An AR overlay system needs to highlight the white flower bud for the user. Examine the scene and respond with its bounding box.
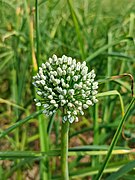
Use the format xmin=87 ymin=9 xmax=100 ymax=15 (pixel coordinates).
xmin=50 ymin=75 xmax=54 ymax=81
xmin=71 ymin=64 xmax=75 ymax=70
xmin=62 ymin=82 xmax=66 ymax=87
xmin=42 ymin=63 xmax=46 ymax=69
xmin=56 ymin=59 xmax=59 ymax=65
xmin=90 ymin=79 xmax=94 ymax=83
xmin=55 ymin=86 xmax=62 ymax=93
xmin=81 ymin=66 xmax=88 ymax=76
xmin=81 ymin=61 xmax=86 ymax=69
xmin=74 ymin=84 xmax=78 ymax=89
xmin=43 ymin=109 xmax=48 ymax=114
xmin=54 ymin=103 xmax=58 ymax=108
xmin=92 ymin=82 xmax=98 ymax=89
xmin=75 ymin=101 xmax=79 ymax=105
xmin=86 ymin=81 xmax=91 ymax=86
xmin=67 ymin=111 xmax=71 ymax=114
xmin=45 ymin=62 xmax=50 ymax=68
xmin=86 ymin=91 xmax=91 ymax=96
xmin=62 ymin=89 xmax=67 ymax=95
xmin=57 ymin=67 xmax=63 ymax=76
xmin=62 ymin=64 xmax=67 ymax=70
xmin=69 ymin=116 xmax=74 ymax=123
xmin=75 ymin=117 xmax=79 ymax=122
xmin=92 ymin=90 xmax=98 ymax=95
xmin=67 ymin=67 xmax=72 ymax=73
xmin=82 ymin=94 xmax=86 ymax=98
xmin=56 ymin=79 xmax=60 ymax=85
xmin=61 ymin=100 xmax=66 ymax=106
xmin=62 ymin=55 xmax=68 ymax=63
xmin=83 ymin=104 xmax=89 ymax=109
xmin=59 ymin=95 xmax=64 ymax=99
xmin=80 ymin=110 xmax=84 ymax=115
xmin=93 ymin=98 xmax=98 ymax=103
xmin=67 ymin=76 xmax=71 ymax=81
xmin=71 ymin=71 xmax=75 ymax=76
xmin=83 ymin=84 xmax=87 ymax=89
xmin=82 ymin=75 xmax=87 ymax=81
xmin=86 ymin=100 xmax=92 ymax=105
xmin=41 ymin=75 xmax=46 ymax=80
xmin=40 ymin=80 xmax=45 ymax=85
xmin=65 ymin=84 xmax=69 ymax=88
xmin=52 ymin=92 xmax=55 ymax=96
xmin=50 ymin=100 xmax=56 ymax=104
xmin=59 ymin=58 xmax=63 ymax=64
xmin=43 ymin=104 xmax=49 ymax=108
xmin=32 ymin=82 xmax=37 ymax=87
xmin=36 ymin=102 xmax=41 ymax=106
xmin=76 ymin=62 xmax=81 ymax=71
xmin=33 ymin=76 xmax=37 ymax=80
xmin=73 ymin=75 xmax=78 ymax=82
xmin=48 ymin=95 xmax=53 ymax=100
xmin=68 ymin=102 xmax=72 ymax=107
xmin=92 ymin=74 xmax=96 ymax=79
xmin=73 ymin=111 xmax=77 ymax=115
xmin=72 ymin=59 xmax=76 ymax=65
xmin=37 ymin=91 xmax=42 ymax=95
xmin=67 ymin=57 xmax=72 ymax=65
xmin=63 ymin=116 xmax=67 ymax=122
xmin=61 ymin=78 xmax=64 ymax=83
xmin=78 ymin=101 xmax=82 ymax=106
xmin=52 ymin=54 xmax=57 ymax=61
xmin=68 ymin=89 xmax=74 ymax=96
xmin=44 ymin=86 xmax=48 ymax=90
xmin=36 ymin=80 xmax=40 ymax=85
xmin=63 ymin=70 xmax=66 ymax=75
xmin=53 ymin=71 xmax=57 ymax=76
xmin=49 ymin=58 xmax=53 ymax=64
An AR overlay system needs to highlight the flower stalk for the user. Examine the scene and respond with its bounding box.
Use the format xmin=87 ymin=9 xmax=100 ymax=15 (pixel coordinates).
xmin=61 ymin=120 xmax=69 ymax=180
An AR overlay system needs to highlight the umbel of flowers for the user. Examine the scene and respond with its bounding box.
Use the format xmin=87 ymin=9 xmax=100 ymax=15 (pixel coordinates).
xmin=33 ymin=55 xmax=98 ymax=123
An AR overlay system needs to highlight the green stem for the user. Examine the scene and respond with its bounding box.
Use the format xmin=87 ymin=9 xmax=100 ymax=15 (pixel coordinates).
xmin=35 ymin=0 xmax=40 ymax=66
xmin=39 ymin=114 xmax=49 ymax=180
xmin=95 ymin=97 xmax=135 ymax=180
xmin=61 ymin=120 xmax=69 ymax=180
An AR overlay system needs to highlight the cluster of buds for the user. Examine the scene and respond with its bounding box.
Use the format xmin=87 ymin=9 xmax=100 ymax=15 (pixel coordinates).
xmin=33 ymin=55 xmax=98 ymax=123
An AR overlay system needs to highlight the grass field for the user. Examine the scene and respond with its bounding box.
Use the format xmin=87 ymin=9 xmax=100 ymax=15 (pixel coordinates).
xmin=0 ymin=0 xmax=135 ymax=179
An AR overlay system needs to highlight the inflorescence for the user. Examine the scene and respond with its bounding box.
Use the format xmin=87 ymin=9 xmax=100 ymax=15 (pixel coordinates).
xmin=33 ymin=55 xmax=98 ymax=123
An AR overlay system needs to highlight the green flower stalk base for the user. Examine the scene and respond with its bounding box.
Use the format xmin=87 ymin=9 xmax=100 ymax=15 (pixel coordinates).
xmin=61 ymin=120 xmax=70 ymax=180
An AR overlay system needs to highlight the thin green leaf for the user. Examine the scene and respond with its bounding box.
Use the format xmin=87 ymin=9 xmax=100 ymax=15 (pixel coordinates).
xmin=0 ymin=110 xmax=43 ymax=139
xmin=96 ymin=90 xmax=125 ymax=117
xmin=86 ymin=38 xmax=133 ymax=62
xmin=95 ymin=97 xmax=135 ymax=180
xmin=106 ymin=160 xmax=135 ymax=180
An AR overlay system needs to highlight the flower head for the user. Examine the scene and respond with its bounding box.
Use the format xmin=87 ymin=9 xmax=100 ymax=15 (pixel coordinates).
xmin=33 ymin=55 xmax=98 ymax=123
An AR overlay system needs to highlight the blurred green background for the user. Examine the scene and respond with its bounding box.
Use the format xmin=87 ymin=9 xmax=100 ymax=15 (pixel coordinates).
xmin=0 ymin=0 xmax=135 ymax=179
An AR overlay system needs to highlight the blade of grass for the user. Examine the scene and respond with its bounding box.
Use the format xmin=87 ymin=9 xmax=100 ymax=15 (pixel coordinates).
xmin=0 ymin=98 xmax=25 ymax=111
xmin=92 ymin=103 xmax=99 ymax=175
xmin=96 ymin=90 xmax=125 ymax=117
xmin=35 ymin=0 xmax=40 ymax=67
xmin=0 ymin=110 xmax=43 ymax=139
xmin=95 ymin=97 xmax=135 ymax=180
xmin=106 ymin=160 xmax=135 ymax=180
xmin=35 ymin=1 xmax=50 ymax=179
xmin=86 ymin=37 xmax=133 ymax=62
xmin=67 ymin=0 xmax=85 ymax=59
xmin=0 ymin=147 xmax=134 ymax=159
